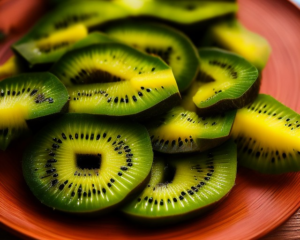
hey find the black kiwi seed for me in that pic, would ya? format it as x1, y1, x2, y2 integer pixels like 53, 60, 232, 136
51, 179, 58, 187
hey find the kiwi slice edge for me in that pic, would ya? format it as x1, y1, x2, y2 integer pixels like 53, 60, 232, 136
22, 113, 154, 213
122, 140, 237, 225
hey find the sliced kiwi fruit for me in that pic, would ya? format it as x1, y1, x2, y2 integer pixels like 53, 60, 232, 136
12, 1, 130, 66
0, 56, 25, 80
147, 106, 236, 153
51, 43, 180, 119
192, 48, 259, 115
104, 21, 199, 92
122, 140, 237, 225
114, 0, 237, 25
209, 18, 271, 70
23, 114, 153, 213
232, 94, 300, 174
14, 24, 89, 66
0, 72, 68, 150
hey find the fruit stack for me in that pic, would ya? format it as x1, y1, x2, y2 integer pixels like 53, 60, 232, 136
0, 0, 298, 225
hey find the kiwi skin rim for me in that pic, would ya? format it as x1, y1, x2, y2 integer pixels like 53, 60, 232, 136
121, 188, 233, 227
196, 74, 261, 116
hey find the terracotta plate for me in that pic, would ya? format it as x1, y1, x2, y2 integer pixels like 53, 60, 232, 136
1, 0, 300, 239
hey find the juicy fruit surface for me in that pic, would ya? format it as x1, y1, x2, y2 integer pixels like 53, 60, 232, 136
22, 114, 153, 213
210, 19, 271, 70
147, 106, 236, 153
115, 0, 237, 24
232, 94, 300, 174
0, 56, 23, 80
51, 43, 180, 117
0, 72, 68, 150
104, 21, 199, 91
13, 1, 129, 65
15, 1, 129, 44
122, 141, 237, 221
14, 24, 88, 65
0, 72, 68, 119
193, 48, 258, 112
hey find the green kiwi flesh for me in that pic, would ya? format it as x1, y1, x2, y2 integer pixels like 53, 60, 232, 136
114, 0, 237, 25
22, 114, 153, 213
104, 21, 199, 91
51, 43, 180, 118
192, 48, 259, 115
147, 106, 236, 153
12, 1, 129, 66
71, 32, 116, 50
209, 18, 271, 70
232, 94, 300, 174
122, 140, 237, 225
0, 72, 68, 150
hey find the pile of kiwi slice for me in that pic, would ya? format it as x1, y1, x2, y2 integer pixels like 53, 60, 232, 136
0, 0, 299, 226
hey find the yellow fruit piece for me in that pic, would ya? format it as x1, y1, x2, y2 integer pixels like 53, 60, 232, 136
0, 56, 21, 80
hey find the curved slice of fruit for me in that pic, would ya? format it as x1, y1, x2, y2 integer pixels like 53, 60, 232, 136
51, 43, 180, 118
12, 1, 130, 66
0, 56, 25, 81
0, 72, 68, 150
23, 114, 153, 213
122, 140, 237, 225
209, 18, 271, 70
104, 21, 199, 91
114, 0, 237, 25
14, 24, 88, 66
147, 106, 236, 153
232, 94, 300, 174
193, 48, 259, 115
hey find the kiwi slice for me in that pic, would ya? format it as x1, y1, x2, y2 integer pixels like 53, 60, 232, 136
12, 1, 129, 66
104, 21, 199, 91
114, 0, 237, 25
0, 56, 25, 80
122, 140, 237, 224
232, 94, 300, 174
51, 43, 180, 118
72, 28, 198, 92
209, 18, 271, 70
147, 106, 236, 153
192, 48, 259, 115
14, 24, 89, 66
23, 114, 153, 213
0, 72, 68, 150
